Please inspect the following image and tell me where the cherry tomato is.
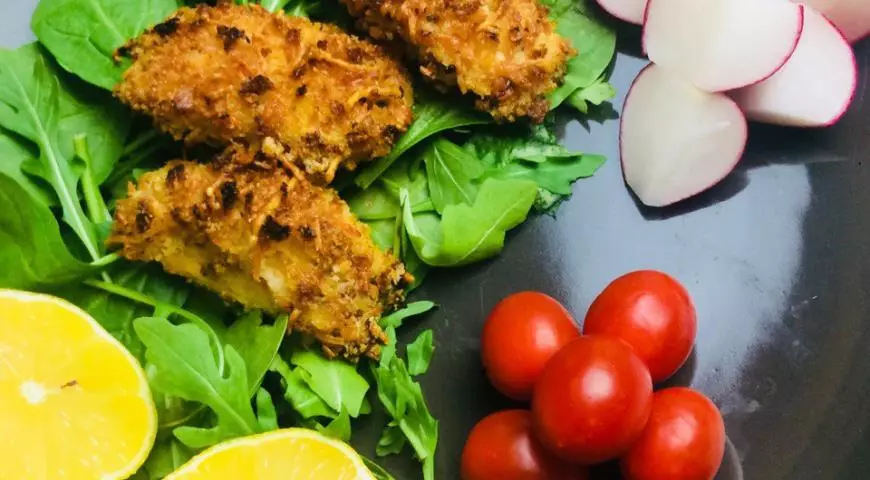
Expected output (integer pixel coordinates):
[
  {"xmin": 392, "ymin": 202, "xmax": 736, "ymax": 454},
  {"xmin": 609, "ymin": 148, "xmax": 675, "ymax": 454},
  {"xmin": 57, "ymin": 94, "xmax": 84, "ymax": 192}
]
[
  {"xmin": 583, "ymin": 270, "xmax": 696, "ymax": 383},
  {"xmin": 481, "ymin": 292, "xmax": 579, "ymax": 400},
  {"xmin": 461, "ymin": 410, "xmax": 588, "ymax": 480},
  {"xmin": 621, "ymin": 388, "xmax": 725, "ymax": 480},
  {"xmin": 531, "ymin": 335, "xmax": 653, "ymax": 465}
]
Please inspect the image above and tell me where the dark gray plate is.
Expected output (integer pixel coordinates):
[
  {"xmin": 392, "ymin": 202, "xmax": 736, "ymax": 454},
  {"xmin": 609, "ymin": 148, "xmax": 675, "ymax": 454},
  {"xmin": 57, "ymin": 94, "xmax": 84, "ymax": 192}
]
[{"xmin": 6, "ymin": 2, "xmax": 869, "ymax": 478}]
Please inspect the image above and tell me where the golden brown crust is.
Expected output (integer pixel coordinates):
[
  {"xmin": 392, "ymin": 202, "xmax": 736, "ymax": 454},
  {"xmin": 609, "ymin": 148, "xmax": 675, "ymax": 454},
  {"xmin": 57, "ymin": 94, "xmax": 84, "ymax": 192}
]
[
  {"xmin": 116, "ymin": 4, "xmax": 414, "ymax": 183},
  {"xmin": 343, "ymin": 0, "xmax": 574, "ymax": 122},
  {"xmin": 108, "ymin": 147, "xmax": 411, "ymax": 359}
]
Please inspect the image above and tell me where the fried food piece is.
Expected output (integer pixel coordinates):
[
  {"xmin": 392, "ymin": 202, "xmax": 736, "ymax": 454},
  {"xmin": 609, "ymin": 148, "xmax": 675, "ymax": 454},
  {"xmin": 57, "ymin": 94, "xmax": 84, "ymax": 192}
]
[
  {"xmin": 108, "ymin": 150, "xmax": 411, "ymax": 359},
  {"xmin": 343, "ymin": 0, "xmax": 574, "ymax": 122},
  {"xmin": 116, "ymin": 4, "xmax": 414, "ymax": 183}
]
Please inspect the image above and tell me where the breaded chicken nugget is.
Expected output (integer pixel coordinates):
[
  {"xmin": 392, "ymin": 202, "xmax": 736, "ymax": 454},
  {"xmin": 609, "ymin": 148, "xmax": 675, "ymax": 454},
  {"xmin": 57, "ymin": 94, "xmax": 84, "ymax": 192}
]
[
  {"xmin": 116, "ymin": 4, "xmax": 414, "ymax": 183},
  {"xmin": 108, "ymin": 148, "xmax": 411, "ymax": 359},
  {"xmin": 343, "ymin": 0, "xmax": 574, "ymax": 122}
]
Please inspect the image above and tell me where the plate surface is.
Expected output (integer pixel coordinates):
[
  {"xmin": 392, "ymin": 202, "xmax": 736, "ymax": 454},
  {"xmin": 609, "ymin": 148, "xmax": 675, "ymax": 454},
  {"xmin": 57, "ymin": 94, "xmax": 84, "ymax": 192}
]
[{"xmin": 4, "ymin": 2, "xmax": 870, "ymax": 479}]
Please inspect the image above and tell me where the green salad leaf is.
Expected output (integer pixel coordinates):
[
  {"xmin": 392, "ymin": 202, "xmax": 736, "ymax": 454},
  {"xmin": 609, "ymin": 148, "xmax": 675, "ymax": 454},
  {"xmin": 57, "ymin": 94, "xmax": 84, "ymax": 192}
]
[
  {"xmin": 423, "ymin": 139, "xmax": 485, "ymax": 213},
  {"xmin": 31, "ymin": 0, "xmax": 177, "ymax": 89},
  {"xmin": 56, "ymin": 263, "xmax": 189, "ymax": 360},
  {"xmin": 544, "ymin": 0, "xmax": 617, "ymax": 111},
  {"xmin": 225, "ymin": 311, "xmax": 289, "ymax": 394},
  {"xmin": 403, "ymin": 178, "xmax": 538, "ymax": 266},
  {"xmin": 134, "ymin": 317, "xmax": 271, "ymax": 449},
  {"xmin": 272, "ymin": 357, "xmax": 337, "ymax": 419},
  {"xmin": 355, "ymin": 88, "xmax": 490, "ymax": 189},
  {"xmin": 290, "ymin": 349, "xmax": 370, "ymax": 418},
  {"xmin": 407, "ymin": 330, "xmax": 435, "ymax": 376},
  {"xmin": 373, "ymin": 303, "xmax": 439, "ymax": 480},
  {"xmin": 0, "ymin": 173, "xmax": 95, "ymax": 290},
  {"xmin": 0, "ymin": 44, "xmax": 128, "ymax": 262}
]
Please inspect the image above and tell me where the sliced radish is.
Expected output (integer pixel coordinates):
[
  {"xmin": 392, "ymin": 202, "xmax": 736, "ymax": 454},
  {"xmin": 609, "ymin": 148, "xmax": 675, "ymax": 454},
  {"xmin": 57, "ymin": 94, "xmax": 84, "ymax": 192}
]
[
  {"xmin": 643, "ymin": 0, "xmax": 803, "ymax": 92},
  {"xmin": 596, "ymin": 0, "xmax": 648, "ymax": 25},
  {"xmin": 620, "ymin": 64, "xmax": 748, "ymax": 207},
  {"xmin": 799, "ymin": 0, "xmax": 870, "ymax": 43},
  {"xmin": 732, "ymin": 8, "xmax": 857, "ymax": 127}
]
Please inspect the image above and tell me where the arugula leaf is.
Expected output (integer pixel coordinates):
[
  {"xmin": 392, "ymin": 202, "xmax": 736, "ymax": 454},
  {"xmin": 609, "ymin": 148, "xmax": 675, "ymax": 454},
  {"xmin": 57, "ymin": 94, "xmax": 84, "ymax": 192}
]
[
  {"xmin": 407, "ymin": 330, "xmax": 435, "ymax": 376},
  {"xmin": 485, "ymin": 154, "xmax": 606, "ymax": 196},
  {"xmin": 134, "ymin": 317, "xmax": 264, "ymax": 448},
  {"xmin": 423, "ymin": 139, "xmax": 484, "ymax": 213},
  {"xmin": 380, "ymin": 301, "xmax": 437, "ymax": 330},
  {"xmin": 372, "ymin": 304, "xmax": 439, "ymax": 480},
  {"xmin": 290, "ymin": 349, "xmax": 370, "ymax": 418},
  {"xmin": 0, "ymin": 44, "xmax": 128, "ymax": 261},
  {"xmin": 376, "ymin": 423, "xmax": 407, "ymax": 456},
  {"xmin": 403, "ymin": 179, "xmax": 538, "ymax": 266},
  {"xmin": 255, "ymin": 388, "xmax": 280, "ymax": 431},
  {"xmin": 32, "ymin": 0, "xmax": 177, "ymax": 89},
  {"xmin": 0, "ymin": 173, "xmax": 95, "ymax": 290},
  {"xmin": 545, "ymin": 2, "xmax": 617, "ymax": 111},
  {"xmin": 271, "ymin": 357, "xmax": 337, "ymax": 419},
  {"xmin": 57, "ymin": 263, "xmax": 189, "ymax": 360},
  {"xmin": 317, "ymin": 409, "xmax": 352, "ymax": 442},
  {"xmin": 225, "ymin": 311, "xmax": 289, "ymax": 394},
  {"xmin": 355, "ymin": 88, "xmax": 490, "ymax": 189},
  {"xmin": 566, "ymin": 77, "xmax": 617, "ymax": 113},
  {"xmin": 134, "ymin": 436, "xmax": 193, "ymax": 480},
  {"xmin": 372, "ymin": 344, "xmax": 438, "ymax": 480}
]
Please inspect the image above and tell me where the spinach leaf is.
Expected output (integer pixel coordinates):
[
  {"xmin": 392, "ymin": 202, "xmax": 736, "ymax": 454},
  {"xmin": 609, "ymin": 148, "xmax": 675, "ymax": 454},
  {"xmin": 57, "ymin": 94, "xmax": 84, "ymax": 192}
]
[
  {"xmin": 0, "ymin": 173, "xmax": 95, "ymax": 290},
  {"xmin": 403, "ymin": 179, "xmax": 538, "ymax": 266},
  {"xmin": 355, "ymin": 88, "xmax": 490, "ymax": 189},
  {"xmin": 546, "ymin": 3, "xmax": 617, "ymax": 111},
  {"xmin": 407, "ymin": 330, "xmax": 435, "ymax": 376},
  {"xmin": 423, "ymin": 139, "xmax": 484, "ymax": 213},
  {"xmin": 0, "ymin": 134, "xmax": 54, "ymax": 208},
  {"xmin": 0, "ymin": 44, "xmax": 128, "ymax": 261},
  {"xmin": 225, "ymin": 310, "xmax": 289, "ymax": 394},
  {"xmin": 32, "ymin": 0, "xmax": 177, "ymax": 89},
  {"xmin": 290, "ymin": 349, "xmax": 370, "ymax": 418},
  {"xmin": 485, "ymin": 154, "xmax": 606, "ymax": 196},
  {"xmin": 134, "ymin": 317, "xmax": 269, "ymax": 449}
]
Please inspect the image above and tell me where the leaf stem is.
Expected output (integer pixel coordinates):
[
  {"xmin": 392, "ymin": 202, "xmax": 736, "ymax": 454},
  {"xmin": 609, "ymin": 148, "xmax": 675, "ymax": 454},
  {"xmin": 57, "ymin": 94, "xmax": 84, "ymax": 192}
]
[
  {"xmin": 82, "ymin": 278, "xmax": 226, "ymax": 370},
  {"xmin": 90, "ymin": 253, "xmax": 121, "ymax": 268},
  {"xmin": 121, "ymin": 129, "xmax": 159, "ymax": 157},
  {"xmin": 74, "ymin": 134, "xmax": 111, "ymax": 224}
]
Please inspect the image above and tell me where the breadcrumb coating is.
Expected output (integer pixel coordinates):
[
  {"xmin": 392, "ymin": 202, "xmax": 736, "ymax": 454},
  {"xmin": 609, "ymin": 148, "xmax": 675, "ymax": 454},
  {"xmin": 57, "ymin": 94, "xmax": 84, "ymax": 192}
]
[
  {"xmin": 343, "ymin": 0, "xmax": 574, "ymax": 122},
  {"xmin": 116, "ymin": 4, "xmax": 414, "ymax": 183},
  {"xmin": 108, "ymin": 148, "xmax": 411, "ymax": 359}
]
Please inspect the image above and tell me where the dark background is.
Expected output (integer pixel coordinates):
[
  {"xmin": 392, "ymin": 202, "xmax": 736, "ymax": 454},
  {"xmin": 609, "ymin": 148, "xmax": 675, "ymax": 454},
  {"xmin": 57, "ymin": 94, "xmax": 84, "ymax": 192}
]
[{"xmin": 4, "ymin": 2, "xmax": 869, "ymax": 479}]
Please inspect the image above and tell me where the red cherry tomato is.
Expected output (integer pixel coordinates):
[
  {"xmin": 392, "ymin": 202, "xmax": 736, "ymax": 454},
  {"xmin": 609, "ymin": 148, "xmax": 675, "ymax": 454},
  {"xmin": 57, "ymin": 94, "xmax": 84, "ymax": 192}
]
[
  {"xmin": 621, "ymin": 388, "xmax": 726, "ymax": 480},
  {"xmin": 481, "ymin": 292, "xmax": 579, "ymax": 400},
  {"xmin": 583, "ymin": 270, "xmax": 696, "ymax": 383},
  {"xmin": 531, "ymin": 335, "xmax": 653, "ymax": 465},
  {"xmin": 461, "ymin": 410, "xmax": 588, "ymax": 480}
]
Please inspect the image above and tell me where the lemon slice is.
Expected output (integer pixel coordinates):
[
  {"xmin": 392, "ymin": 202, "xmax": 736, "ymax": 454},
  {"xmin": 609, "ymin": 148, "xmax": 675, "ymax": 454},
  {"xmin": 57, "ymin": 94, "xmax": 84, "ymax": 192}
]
[
  {"xmin": 0, "ymin": 290, "xmax": 157, "ymax": 479},
  {"xmin": 166, "ymin": 429, "xmax": 376, "ymax": 479}
]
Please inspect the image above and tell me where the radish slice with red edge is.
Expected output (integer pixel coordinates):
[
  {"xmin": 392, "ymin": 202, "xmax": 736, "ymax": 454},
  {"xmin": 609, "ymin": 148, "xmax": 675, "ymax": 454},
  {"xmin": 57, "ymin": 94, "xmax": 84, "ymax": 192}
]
[
  {"xmin": 732, "ymin": 7, "xmax": 857, "ymax": 127},
  {"xmin": 596, "ymin": 0, "xmax": 648, "ymax": 25},
  {"xmin": 799, "ymin": 0, "xmax": 870, "ymax": 44},
  {"xmin": 643, "ymin": 0, "xmax": 803, "ymax": 92},
  {"xmin": 620, "ymin": 64, "xmax": 748, "ymax": 207}
]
